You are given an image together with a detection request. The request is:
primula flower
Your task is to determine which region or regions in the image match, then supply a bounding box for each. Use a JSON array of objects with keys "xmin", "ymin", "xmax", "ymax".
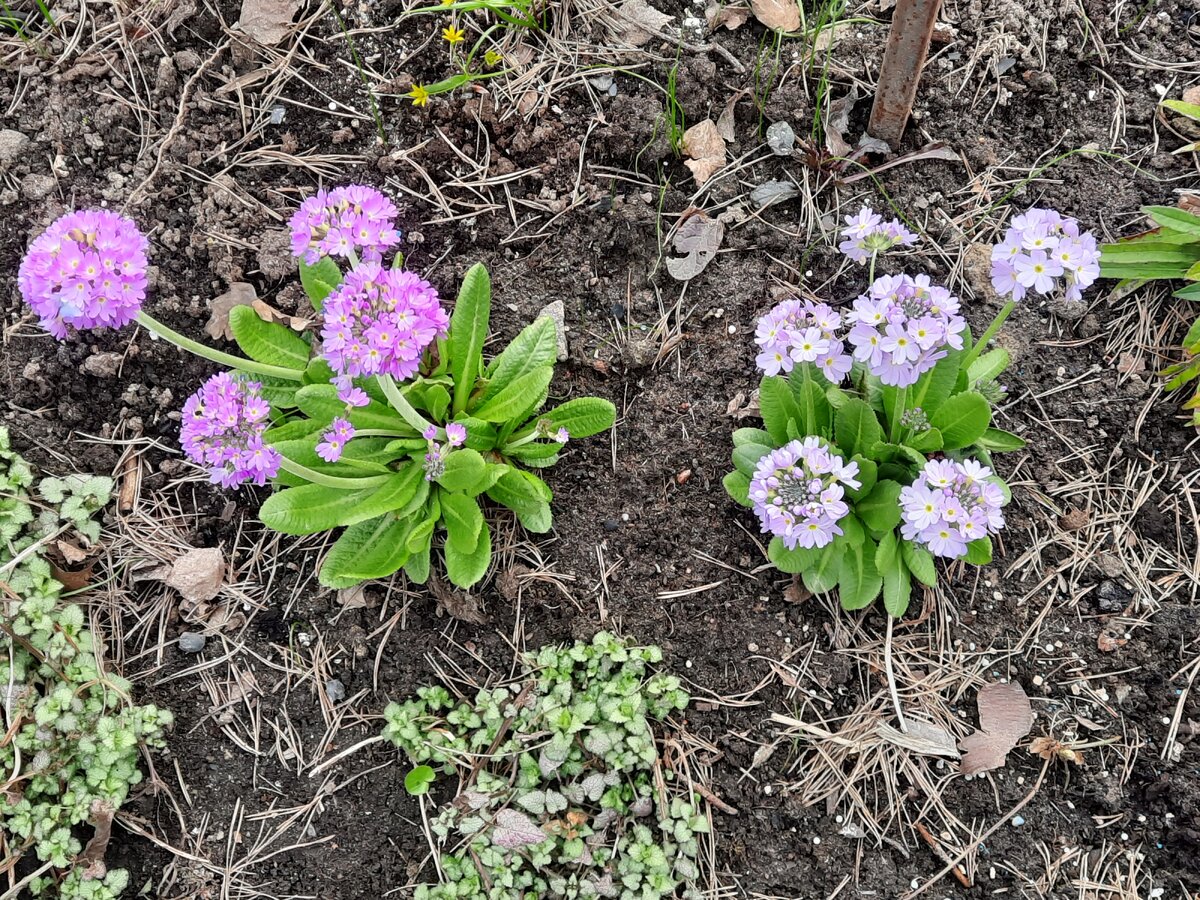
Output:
[
  {"xmin": 18, "ymin": 209, "xmax": 149, "ymax": 338},
  {"xmin": 446, "ymin": 423, "xmax": 467, "ymax": 446},
  {"xmin": 321, "ymin": 264, "xmax": 449, "ymax": 381},
  {"xmin": 333, "ymin": 375, "xmax": 370, "ymax": 408},
  {"xmin": 845, "ymin": 274, "xmax": 966, "ymax": 388},
  {"xmin": 316, "ymin": 418, "xmax": 356, "ymax": 462},
  {"xmin": 180, "ymin": 373, "xmax": 282, "ymax": 488},
  {"xmin": 838, "ymin": 205, "xmax": 918, "ymax": 265},
  {"xmin": 554, "ymin": 427, "xmax": 570, "ymax": 444},
  {"xmin": 899, "ymin": 458, "xmax": 1005, "ymax": 559},
  {"xmin": 754, "ymin": 299, "xmax": 852, "ymax": 383},
  {"xmin": 749, "ymin": 437, "xmax": 861, "ymax": 551},
  {"xmin": 289, "ymin": 185, "xmax": 401, "ymax": 265},
  {"xmin": 989, "ymin": 207, "xmax": 1100, "ymax": 302}
]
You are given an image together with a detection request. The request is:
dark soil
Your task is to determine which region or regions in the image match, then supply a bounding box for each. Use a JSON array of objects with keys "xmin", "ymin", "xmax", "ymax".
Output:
[{"xmin": 3, "ymin": 0, "xmax": 1200, "ymax": 897}]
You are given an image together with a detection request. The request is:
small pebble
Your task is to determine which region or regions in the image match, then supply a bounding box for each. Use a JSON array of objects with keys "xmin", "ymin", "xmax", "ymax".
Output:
[
  {"xmin": 178, "ymin": 632, "xmax": 207, "ymax": 653},
  {"xmin": 1011, "ymin": 815, "xmax": 1025, "ymax": 827},
  {"xmin": 325, "ymin": 679, "xmax": 346, "ymax": 703}
]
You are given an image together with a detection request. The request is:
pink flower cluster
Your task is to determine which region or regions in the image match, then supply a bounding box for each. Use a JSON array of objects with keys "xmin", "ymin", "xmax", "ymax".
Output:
[
  {"xmin": 18, "ymin": 209, "xmax": 149, "ymax": 338},
  {"xmin": 838, "ymin": 206, "xmax": 918, "ymax": 265},
  {"xmin": 321, "ymin": 264, "xmax": 449, "ymax": 381},
  {"xmin": 289, "ymin": 185, "xmax": 401, "ymax": 266},
  {"xmin": 754, "ymin": 299, "xmax": 852, "ymax": 383},
  {"xmin": 899, "ymin": 458, "xmax": 1005, "ymax": 559},
  {"xmin": 990, "ymin": 208, "xmax": 1100, "ymax": 303},
  {"xmin": 845, "ymin": 274, "xmax": 966, "ymax": 388},
  {"xmin": 750, "ymin": 437, "xmax": 861, "ymax": 550},
  {"xmin": 317, "ymin": 417, "xmax": 356, "ymax": 462},
  {"xmin": 180, "ymin": 373, "xmax": 282, "ymax": 488}
]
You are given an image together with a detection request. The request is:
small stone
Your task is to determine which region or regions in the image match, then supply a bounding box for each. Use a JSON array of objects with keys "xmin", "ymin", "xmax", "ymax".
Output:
[
  {"xmin": 21, "ymin": 173, "xmax": 56, "ymax": 201},
  {"xmin": 537, "ymin": 299, "xmax": 568, "ymax": 362},
  {"xmin": 603, "ymin": 519, "xmax": 620, "ymax": 531},
  {"xmin": 178, "ymin": 632, "xmax": 207, "ymax": 653},
  {"xmin": 1011, "ymin": 815, "xmax": 1025, "ymax": 826},
  {"xmin": 766, "ymin": 121, "xmax": 795, "ymax": 155},
  {"xmin": 1049, "ymin": 297, "xmax": 1087, "ymax": 321},
  {"xmin": 0, "ymin": 129, "xmax": 31, "ymax": 171},
  {"xmin": 962, "ymin": 242, "xmax": 1002, "ymax": 305},
  {"xmin": 80, "ymin": 352, "xmax": 124, "ymax": 378},
  {"xmin": 165, "ymin": 547, "xmax": 226, "ymax": 603},
  {"xmin": 1096, "ymin": 580, "xmax": 1130, "ymax": 613},
  {"xmin": 325, "ymin": 678, "xmax": 346, "ymax": 703}
]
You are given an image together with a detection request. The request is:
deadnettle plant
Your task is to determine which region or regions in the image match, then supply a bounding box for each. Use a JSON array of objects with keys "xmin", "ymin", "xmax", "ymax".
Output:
[
  {"xmin": 724, "ymin": 205, "xmax": 1101, "ymax": 615},
  {"xmin": 17, "ymin": 187, "xmax": 616, "ymax": 591}
]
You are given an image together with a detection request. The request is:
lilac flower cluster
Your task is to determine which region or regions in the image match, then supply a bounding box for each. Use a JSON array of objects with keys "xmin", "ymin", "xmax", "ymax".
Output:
[
  {"xmin": 899, "ymin": 458, "xmax": 1005, "ymax": 559},
  {"xmin": 845, "ymin": 274, "xmax": 966, "ymax": 388},
  {"xmin": 321, "ymin": 264, "xmax": 449, "ymax": 381},
  {"xmin": 180, "ymin": 373, "xmax": 282, "ymax": 488},
  {"xmin": 317, "ymin": 418, "xmax": 356, "ymax": 462},
  {"xmin": 17, "ymin": 209, "xmax": 149, "ymax": 338},
  {"xmin": 990, "ymin": 208, "xmax": 1100, "ymax": 303},
  {"xmin": 749, "ymin": 437, "xmax": 861, "ymax": 550},
  {"xmin": 421, "ymin": 423, "xmax": 467, "ymax": 481},
  {"xmin": 754, "ymin": 299, "xmax": 852, "ymax": 383},
  {"xmin": 838, "ymin": 206, "xmax": 918, "ymax": 265},
  {"xmin": 289, "ymin": 185, "xmax": 401, "ymax": 265}
]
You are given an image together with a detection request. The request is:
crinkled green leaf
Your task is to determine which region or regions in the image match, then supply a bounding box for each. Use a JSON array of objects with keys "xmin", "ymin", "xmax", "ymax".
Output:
[
  {"xmin": 449, "ymin": 263, "xmax": 491, "ymax": 415},
  {"xmin": 229, "ymin": 305, "xmax": 310, "ymax": 370}
]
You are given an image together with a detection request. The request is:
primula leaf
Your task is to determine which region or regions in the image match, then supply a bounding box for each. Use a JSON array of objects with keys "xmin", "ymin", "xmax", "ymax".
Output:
[
  {"xmin": 318, "ymin": 514, "xmax": 414, "ymax": 587},
  {"xmin": 788, "ymin": 366, "xmax": 832, "ymax": 437},
  {"xmin": 965, "ymin": 537, "xmax": 993, "ymax": 565},
  {"xmin": 298, "ymin": 257, "xmax": 343, "ymax": 311},
  {"xmin": 929, "ymin": 391, "xmax": 990, "ymax": 450},
  {"xmin": 405, "ymin": 526, "xmax": 433, "ymax": 584},
  {"xmin": 441, "ymin": 492, "xmax": 484, "ymax": 554},
  {"xmin": 437, "ymin": 449, "xmax": 487, "ymax": 494},
  {"xmin": 839, "ymin": 513, "xmax": 865, "ymax": 548},
  {"xmin": 425, "ymin": 384, "xmax": 451, "ymax": 422},
  {"xmin": 471, "ymin": 367, "xmax": 554, "ymax": 423},
  {"xmin": 1159, "ymin": 102, "xmax": 1200, "ymax": 126},
  {"xmin": 856, "ymin": 480, "xmax": 902, "ymax": 533},
  {"xmin": 759, "ymin": 376, "xmax": 802, "ymax": 445},
  {"xmin": 296, "ymin": 384, "xmax": 414, "ymax": 432},
  {"xmin": 847, "ymin": 454, "xmax": 877, "ymax": 502},
  {"xmin": 732, "ymin": 427, "xmax": 774, "ymax": 448},
  {"xmin": 732, "ymin": 443, "xmax": 772, "ymax": 477},
  {"xmin": 837, "ymin": 535, "xmax": 881, "ymax": 610},
  {"xmin": 975, "ymin": 427, "xmax": 1027, "ymax": 452},
  {"xmin": 834, "ymin": 399, "xmax": 883, "ymax": 459},
  {"xmin": 1099, "ymin": 241, "xmax": 1200, "ymax": 263},
  {"xmin": 901, "ymin": 539, "xmax": 937, "ymax": 587},
  {"xmin": 234, "ymin": 370, "xmax": 298, "ymax": 410},
  {"xmin": 532, "ymin": 397, "xmax": 616, "ymax": 440},
  {"xmin": 967, "ymin": 348, "xmax": 1010, "ymax": 386},
  {"xmin": 444, "ymin": 520, "xmax": 491, "ymax": 588},
  {"xmin": 723, "ymin": 470, "xmax": 752, "ymax": 507},
  {"xmin": 450, "ymin": 263, "xmax": 491, "ymax": 416},
  {"xmin": 487, "ymin": 470, "xmax": 552, "ymax": 532},
  {"xmin": 458, "ymin": 417, "xmax": 498, "ymax": 450},
  {"xmin": 876, "ymin": 531, "xmax": 911, "ymax": 618},
  {"xmin": 505, "ymin": 442, "xmax": 561, "ymax": 468},
  {"xmin": 909, "ymin": 346, "xmax": 962, "ymax": 417},
  {"xmin": 480, "ymin": 317, "xmax": 558, "ymax": 403},
  {"xmin": 802, "ymin": 545, "xmax": 839, "ymax": 594},
  {"xmin": 273, "ymin": 437, "xmax": 396, "ymax": 481},
  {"xmin": 229, "ymin": 305, "xmax": 311, "ymax": 370},
  {"xmin": 768, "ymin": 537, "xmax": 822, "ymax": 573},
  {"xmin": 260, "ymin": 467, "xmax": 421, "ymax": 535},
  {"xmin": 1175, "ymin": 283, "xmax": 1200, "ymax": 301},
  {"xmin": 303, "ymin": 356, "xmax": 336, "ymax": 386}
]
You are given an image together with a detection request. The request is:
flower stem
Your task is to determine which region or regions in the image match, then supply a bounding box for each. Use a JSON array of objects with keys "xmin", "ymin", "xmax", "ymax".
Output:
[
  {"xmin": 136, "ymin": 311, "xmax": 303, "ymax": 382},
  {"xmin": 889, "ymin": 384, "xmax": 908, "ymax": 443},
  {"xmin": 959, "ymin": 300, "xmax": 1016, "ymax": 374},
  {"xmin": 377, "ymin": 375, "xmax": 436, "ymax": 436},
  {"xmin": 868, "ymin": 251, "xmax": 878, "ymax": 284},
  {"xmin": 276, "ymin": 457, "xmax": 389, "ymax": 490}
]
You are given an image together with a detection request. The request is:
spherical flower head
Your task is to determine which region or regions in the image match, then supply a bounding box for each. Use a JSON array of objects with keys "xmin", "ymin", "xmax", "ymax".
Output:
[
  {"xmin": 317, "ymin": 417, "xmax": 356, "ymax": 462},
  {"xmin": 990, "ymin": 207, "xmax": 1100, "ymax": 303},
  {"xmin": 754, "ymin": 299, "xmax": 852, "ymax": 384},
  {"xmin": 180, "ymin": 373, "xmax": 282, "ymax": 488},
  {"xmin": 749, "ymin": 437, "xmax": 861, "ymax": 551},
  {"xmin": 845, "ymin": 274, "xmax": 966, "ymax": 388},
  {"xmin": 18, "ymin": 209, "xmax": 149, "ymax": 338},
  {"xmin": 321, "ymin": 264, "xmax": 449, "ymax": 381},
  {"xmin": 289, "ymin": 184, "xmax": 401, "ymax": 265},
  {"xmin": 899, "ymin": 457, "xmax": 1006, "ymax": 559},
  {"xmin": 837, "ymin": 205, "xmax": 919, "ymax": 265}
]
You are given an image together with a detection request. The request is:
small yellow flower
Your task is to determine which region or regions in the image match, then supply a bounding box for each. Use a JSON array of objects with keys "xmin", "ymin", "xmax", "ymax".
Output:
[
  {"xmin": 407, "ymin": 84, "xmax": 431, "ymax": 107},
  {"xmin": 440, "ymin": 0, "xmax": 453, "ymax": 5},
  {"xmin": 484, "ymin": 49, "xmax": 503, "ymax": 68},
  {"xmin": 442, "ymin": 24, "xmax": 465, "ymax": 44}
]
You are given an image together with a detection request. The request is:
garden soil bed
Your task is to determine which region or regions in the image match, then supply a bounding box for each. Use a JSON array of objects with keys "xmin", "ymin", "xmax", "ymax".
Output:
[{"xmin": 3, "ymin": 0, "xmax": 1200, "ymax": 896}]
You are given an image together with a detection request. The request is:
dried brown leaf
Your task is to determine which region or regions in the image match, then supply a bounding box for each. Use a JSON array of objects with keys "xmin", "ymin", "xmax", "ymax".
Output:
[
  {"xmin": 750, "ymin": 0, "xmax": 800, "ymax": 31},
  {"xmin": 665, "ymin": 211, "xmax": 724, "ymax": 281},
  {"xmin": 878, "ymin": 720, "xmax": 961, "ymax": 759},
  {"xmin": 959, "ymin": 681, "xmax": 1034, "ymax": 775},
  {"xmin": 707, "ymin": 2, "xmax": 750, "ymax": 30},
  {"xmin": 252, "ymin": 299, "xmax": 312, "ymax": 332},
  {"xmin": 431, "ymin": 577, "xmax": 490, "ymax": 625},
  {"xmin": 612, "ymin": 0, "xmax": 673, "ymax": 46},
  {"xmin": 164, "ymin": 548, "xmax": 226, "ymax": 604},
  {"xmin": 237, "ymin": 0, "xmax": 302, "ymax": 45},
  {"xmin": 1029, "ymin": 735, "xmax": 1084, "ymax": 765},
  {"xmin": 205, "ymin": 282, "xmax": 257, "ymax": 341},
  {"xmin": 682, "ymin": 119, "xmax": 727, "ymax": 186}
]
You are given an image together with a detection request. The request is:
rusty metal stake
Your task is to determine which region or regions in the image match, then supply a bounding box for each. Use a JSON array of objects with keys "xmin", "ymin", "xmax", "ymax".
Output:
[{"xmin": 867, "ymin": 0, "xmax": 944, "ymax": 149}]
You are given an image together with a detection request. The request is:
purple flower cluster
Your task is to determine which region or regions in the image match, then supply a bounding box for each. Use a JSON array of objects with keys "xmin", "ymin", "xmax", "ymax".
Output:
[
  {"xmin": 317, "ymin": 417, "xmax": 356, "ymax": 462},
  {"xmin": 749, "ymin": 437, "xmax": 861, "ymax": 550},
  {"xmin": 180, "ymin": 373, "xmax": 282, "ymax": 488},
  {"xmin": 321, "ymin": 264, "xmax": 449, "ymax": 381},
  {"xmin": 990, "ymin": 208, "xmax": 1100, "ymax": 303},
  {"xmin": 838, "ymin": 206, "xmax": 918, "ymax": 265},
  {"xmin": 899, "ymin": 458, "xmax": 1005, "ymax": 559},
  {"xmin": 754, "ymin": 299, "xmax": 852, "ymax": 383},
  {"xmin": 18, "ymin": 209, "xmax": 149, "ymax": 338},
  {"xmin": 421, "ymin": 423, "xmax": 467, "ymax": 481},
  {"xmin": 845, "ymin": 274, "xmax": 966, "ymax": 388},
  {"xmin": 289, "ymin": 185, "xmax": 401, "ymax": 265}
]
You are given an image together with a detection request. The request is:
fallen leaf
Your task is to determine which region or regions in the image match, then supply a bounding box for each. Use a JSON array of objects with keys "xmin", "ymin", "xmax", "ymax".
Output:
[
  {"xmin": 206, "ymin": 282, "xmax": 257, "ymax": 341},
  {"xmin": 47, "ymin": 540, "xmax": 100, "ymax": 592},
  {"xmin": 612, "ymin": 0, "xmax": 673, "ymax": 46},
  {"xmin": 878, "ymin": 719, "xmax": 961, "ymax": 759},
  {"xmin": 252, "ymin": 299, "xmax": 312, "ymax": 332},
  {"xmin": 164, "ymin": 548, "xmax": 226, "ymax": 604},
  {"xmin": 682, "ymin": 119, "xmax": 727, "ymax": 186},
  {"xmin": 750, "ymin": 180, "xmax": 800, "ymax": 209},
  {"xmin": 665, "ymin": 211, "xmax": 725, "ymax": 281},
  {"xmin": 750, "ymin": 0, "xmax": 800, "ymax": 31},
  {"xmin": 431, "ymin": 577, "xmax": 490, "ymax": 625},
  {"xmin": 706, "ymin": 2, "xmax": 750, "ymax": 30},
  {"xmin": 715, "ymin": 91, "xmax": 744, "ymax": 143},
  {"xmin": 725, "ymin": 389, "xmax": 760, "ymax": 419},
  {"xmin": 825, "ymin": 85, "xmax": 858, "ymax": 157},
  {"xmin": 1058, "ymin": 507, "xmax": 1090, "ymax": 532},
  {"xmin": 1116, "ymin": 352, "xmax": 1146, "ymax": 376},
  {"xmin": 958, "ymin": 681, "xmax": 1035, "ymax": 775},
  {"xmin": 1029, "ymin": 735, "xmax": 1084, "ymax": 765},
  {"xmin": 337, "ymin": 585, "xmax": 377, "ymax": 610},
  {"xmin": 237, "ymin": 0, "xmax": 302, "ymax": 45}
]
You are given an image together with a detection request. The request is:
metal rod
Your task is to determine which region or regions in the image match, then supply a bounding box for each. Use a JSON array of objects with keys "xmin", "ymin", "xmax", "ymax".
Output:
[{"xmin": 867, "ymin": 0, "xmax": 944, "ymax": 149}]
